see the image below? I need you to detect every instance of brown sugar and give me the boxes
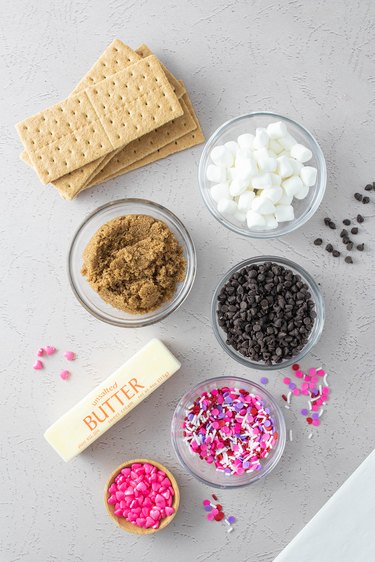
[81,215,186,314]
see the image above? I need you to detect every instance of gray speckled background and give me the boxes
[1,1,375,560]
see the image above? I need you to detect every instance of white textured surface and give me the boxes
[1,1,375,561]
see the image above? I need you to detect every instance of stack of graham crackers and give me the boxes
[16,40,204,200]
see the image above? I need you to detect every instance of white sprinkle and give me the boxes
[311,395,320,402]
[308,433,313,439]
[319,384,322,394]
[323,373,329,387]
[287,391,292,404]
[284,404,290,410]
[225,519,231,526]
[228,527,234,534]
[308,401,312,410]
[289,429,293,442]
[318,408,324,418]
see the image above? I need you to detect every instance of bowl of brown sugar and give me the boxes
[68,199,196,327]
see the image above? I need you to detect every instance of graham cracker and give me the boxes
[80,44,186,192]
[20,40,142,185]
[16,55,183,184]
[85,87,204,189]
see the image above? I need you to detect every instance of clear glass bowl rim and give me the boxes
[171,375,286,489]
[211,255,325,370]
[198,111,327,239]
[67,198,197,327]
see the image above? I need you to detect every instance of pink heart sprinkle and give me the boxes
[64,351,76,361]
[45,346,57,356]
[165,506,175,516]
[33,360,43,370]
[37,348,45,357]
[60,370,70,381]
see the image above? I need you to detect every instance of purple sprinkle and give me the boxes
[227,516,235,524]
[242,461,250,469]
[204,505,212,512]
[264,420,271,427]
[225,396,233,404]
[264,407,270,414]
[260,377,269,385]
[289,383,297,390]
[224,468,232,474]
[312,413,319,420]
[300,408,309,416]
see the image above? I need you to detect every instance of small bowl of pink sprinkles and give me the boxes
[105,459,180,534]
[171,376,286,488]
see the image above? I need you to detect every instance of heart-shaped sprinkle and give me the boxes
[37,348,45,357]
[60,370,70,380]
[64,351,75,361]
[165,506,175,516]
[33,360,43,370]
[45,346,56,356]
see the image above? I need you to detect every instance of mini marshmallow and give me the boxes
[254,149,276,172]
[210,145,234,167]
[262,186,282,203]
[251,173,272,189]
[253,128,269,149]
[263,214,279,230]
[275,204,294,222]
[227,167,237,181]
[238,191,255,211]
[224,141,239,156]
[267,121,287,139]
[237,134,255,150]
[277,155,293,178]
[235,147,254,165]
[279,134,297,150]
[294,183,309,200]
[270,173,281,186]
[230,178,248,197]
[282,175,304,198]
[289,157,303,175]
[217,199,237,215]
[269,139,284,155]
[300,166,317,186]
[234,210,247,223]
[210,183,230,203]
[290,143,312,163]
[252,195,276,215]
[234,155,257,180]
[246,210,266,229]
[278,188,293,205]
[207,164,227,183]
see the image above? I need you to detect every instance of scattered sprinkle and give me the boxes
[228,527,234,534]
[64,351,76,361]
[289,429,293,442]
[308,433,313,439]
[60,370,70,381]
[260,377,269,385]
[227,516,235,524]
[32,360,43,370]
[45,346,57,356]
[37,348,45,357]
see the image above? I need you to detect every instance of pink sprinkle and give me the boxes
[317,369,325,377]
[312,419,320,426]
[292,388,300,396]
[64,351,76,361]
[304,375,311,382]
[295,370,304,379]
[309,368,317,376]
[60,370,70,380]
[33,360,43,370]
[283,377,291,384]
[45,346,57,356]
[37,348,45,357]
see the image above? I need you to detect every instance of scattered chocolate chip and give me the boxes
[357,243,364,251]
[345,256,353,264]
[314,238,323,246]
[357,214,364,223]
[354,193,363,201]
[343,219,351,225]
[365,184,372,191]
[332,250,340,257]
[324,217,331,226]
[325,243,333,253]
[340,229,348,238]
[351,227,358,235]
[346,242,353,251]
[343,237,350,244]
[363,196,370,204]
[329,221,336,230]
[216,262,316,365]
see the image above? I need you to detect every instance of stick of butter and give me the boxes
[44,339,181,462]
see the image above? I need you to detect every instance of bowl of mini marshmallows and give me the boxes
[198,112,326,238]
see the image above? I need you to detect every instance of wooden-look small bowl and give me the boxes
[104,459,180,535]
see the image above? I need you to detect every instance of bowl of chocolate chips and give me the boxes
[212,256,325,369]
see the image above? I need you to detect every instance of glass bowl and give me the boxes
[212,256,325,370]
[198,112,326,238]
[171,376,286,489]
[68,199,196,327]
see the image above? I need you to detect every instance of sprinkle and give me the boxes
[228,527,234,533]
[203,500,210,506]
[282,394,287,402]
[323,373,329,387]
[318,408,324,418]
[308,433,313,439]
[292,388,300,396]
[312,419,320,427]
[292,364,300,371]
[45,346,57,356]
[288,383,297,390]
[300,408,308,416]
[306,417,313,425]
[284,405,290,410]
[37,348,45,357]
[295,370,303,379]
[289,429,293,442]
[283,377,291,385]
[32,360,43,370]
[60,370,70,380]
[287,391,292,404]
[260,377,269,385]
[64,351,76,361]
[204,505,212,512]
[227,516,235,524]
[212,494,218,501]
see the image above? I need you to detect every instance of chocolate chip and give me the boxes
[343,237,350,244]
[324,217,331,226]
[357,243,364,251]
[363,196,370,204]
[314,238,323,246]
[357,214,364,223]
[328,221,336,229]
[345,256,353,264]
[216,261,316,365]
[351,227,358,235]
[325,243,333,253]
[332,250,340,257]
[354,193,363,201]
[365,184,372,191]
[340,229,348,238]
[343,219,351,225]
[346,242,353,251]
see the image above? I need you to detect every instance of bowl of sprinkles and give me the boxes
[171,376,286,488]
